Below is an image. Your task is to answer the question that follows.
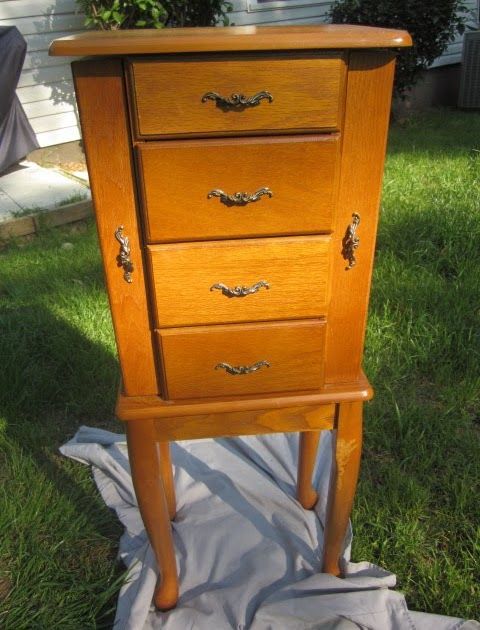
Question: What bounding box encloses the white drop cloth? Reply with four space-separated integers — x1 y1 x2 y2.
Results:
60 427 479 630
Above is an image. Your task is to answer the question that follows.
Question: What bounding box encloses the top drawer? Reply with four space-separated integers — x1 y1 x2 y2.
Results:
127 53 346 138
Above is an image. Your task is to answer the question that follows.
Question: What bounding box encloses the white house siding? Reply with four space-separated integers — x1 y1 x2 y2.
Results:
228 0 331 26
431 0 478 67
0 0 477 148
229 0 478 66
0 0 84 147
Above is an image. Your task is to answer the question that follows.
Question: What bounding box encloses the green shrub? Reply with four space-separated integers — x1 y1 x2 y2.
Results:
329 0 468 96
76 0 233 30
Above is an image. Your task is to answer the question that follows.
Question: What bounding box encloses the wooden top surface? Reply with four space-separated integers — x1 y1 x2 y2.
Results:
49 24 412 57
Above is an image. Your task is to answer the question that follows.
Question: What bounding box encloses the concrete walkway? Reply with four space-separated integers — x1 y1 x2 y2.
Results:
0 159 91 238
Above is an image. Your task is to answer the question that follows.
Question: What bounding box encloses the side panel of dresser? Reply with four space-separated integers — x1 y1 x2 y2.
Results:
325 51 396 384
72 59 158 396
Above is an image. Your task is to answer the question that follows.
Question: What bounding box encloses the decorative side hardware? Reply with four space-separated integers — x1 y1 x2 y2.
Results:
210 280 270 298
114 226 134 283
215 361 271 375
201 91 273 108
207 187 273 206
341 213 361 270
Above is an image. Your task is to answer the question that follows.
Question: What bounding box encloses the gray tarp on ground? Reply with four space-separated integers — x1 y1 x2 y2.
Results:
0 26 39 174
60 427 479 630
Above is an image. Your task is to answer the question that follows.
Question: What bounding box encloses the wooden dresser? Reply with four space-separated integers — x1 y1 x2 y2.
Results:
50 25 411 610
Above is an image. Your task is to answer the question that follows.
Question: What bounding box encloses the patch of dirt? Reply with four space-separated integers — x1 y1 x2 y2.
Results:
0 575 12 602
27 141 86 176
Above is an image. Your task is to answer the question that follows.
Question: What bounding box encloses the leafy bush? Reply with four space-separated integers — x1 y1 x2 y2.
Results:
329 0 468 96
77 0 233 30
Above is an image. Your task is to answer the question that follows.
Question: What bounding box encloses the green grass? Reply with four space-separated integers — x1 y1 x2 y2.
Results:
357 109 480 619
0 224 123 628
0 108 479 625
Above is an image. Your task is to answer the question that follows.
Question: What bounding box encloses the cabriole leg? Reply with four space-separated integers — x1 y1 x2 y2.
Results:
322 401 363 576
297 430 321 509
126 419 179 610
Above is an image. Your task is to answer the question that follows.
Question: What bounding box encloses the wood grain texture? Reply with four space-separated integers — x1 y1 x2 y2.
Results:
126 419 178 609
297 431 321 509
148 235 331 328
116 373 373 421
324 51 396 384
322 401 363 576
128 54 345 137
137 135 340 242
72 59 158 396
158 319 326 399
49 25 412 57
63 29 409 602
159 442 176 520
152 405 334 441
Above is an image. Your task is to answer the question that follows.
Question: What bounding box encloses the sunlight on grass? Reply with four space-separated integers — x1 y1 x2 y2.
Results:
358 110 480 618
0 109 479 625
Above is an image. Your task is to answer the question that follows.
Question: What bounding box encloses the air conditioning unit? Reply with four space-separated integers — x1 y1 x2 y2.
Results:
458 30 480 108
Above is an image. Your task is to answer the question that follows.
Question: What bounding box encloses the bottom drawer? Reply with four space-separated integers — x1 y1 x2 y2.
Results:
157 319 325 400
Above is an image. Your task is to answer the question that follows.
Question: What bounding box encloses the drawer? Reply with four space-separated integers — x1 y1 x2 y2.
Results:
157 319 326 400
128 54 346 138
147 235 331 327
138 135 340 242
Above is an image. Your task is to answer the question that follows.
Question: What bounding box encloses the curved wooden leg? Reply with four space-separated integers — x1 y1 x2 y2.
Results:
159 442 176 520
297 430 321 509
322 401 363 576
126 419 179 610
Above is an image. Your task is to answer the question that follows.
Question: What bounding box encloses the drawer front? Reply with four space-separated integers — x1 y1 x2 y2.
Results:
138 135 340 242
128 54 346 137
158 319 326 400
147 235 331 327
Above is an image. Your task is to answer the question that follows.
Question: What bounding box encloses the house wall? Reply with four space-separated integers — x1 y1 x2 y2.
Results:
229 0 330 26
431 0 478 67
0 0 84 147
0 0 477 148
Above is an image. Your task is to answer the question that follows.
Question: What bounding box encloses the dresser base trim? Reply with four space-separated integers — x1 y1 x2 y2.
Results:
116 373 372 422
153 404 335 441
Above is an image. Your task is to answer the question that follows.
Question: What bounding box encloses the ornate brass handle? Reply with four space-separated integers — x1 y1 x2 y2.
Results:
210 280 269 298
215 361 270 375
114 226 134 283
207 187 273 206
202 91 273 108
341 213 361 270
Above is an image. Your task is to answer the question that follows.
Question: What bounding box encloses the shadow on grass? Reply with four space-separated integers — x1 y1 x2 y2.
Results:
387 109 480 158
0 226 125 627
356 192 480 617
371 200 480 383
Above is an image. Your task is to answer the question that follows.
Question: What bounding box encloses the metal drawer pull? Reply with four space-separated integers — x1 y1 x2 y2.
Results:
342 213 361 270
207 187 273 206
210 280 269 298
201 91 273 108
114 225 134 283
215 361 270 375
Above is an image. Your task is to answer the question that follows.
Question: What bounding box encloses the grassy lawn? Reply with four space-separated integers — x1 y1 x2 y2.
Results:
0 108 479 627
